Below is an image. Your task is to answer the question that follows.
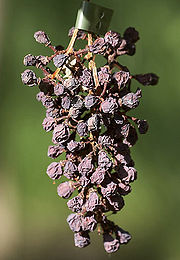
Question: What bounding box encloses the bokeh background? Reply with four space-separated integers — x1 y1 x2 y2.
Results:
0 0 180 259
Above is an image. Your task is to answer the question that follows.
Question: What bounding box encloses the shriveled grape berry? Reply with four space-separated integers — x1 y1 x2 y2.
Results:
67 196 84 213
78 157 94 177
57 181 74 199
134 73 159 86
42 117 55 132
89 38 107 55
115 226 132 244
77 121 88 137
85 192 99 212
84 95 98 109
23 54 37 66
103 233 120 253
47 144 65 159
104 30 121 49
52 124 70 144
64 161 78 180
101 97 118 114
81 214 97 232
46 162 62 180
34 31 50 45
74 232 90 248
67 213 82 232
122 89 142 109
53 54 69 68
21 69 38 87
79 69 94 89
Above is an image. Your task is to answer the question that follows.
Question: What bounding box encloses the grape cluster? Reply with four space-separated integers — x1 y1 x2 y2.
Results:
21 27 158 253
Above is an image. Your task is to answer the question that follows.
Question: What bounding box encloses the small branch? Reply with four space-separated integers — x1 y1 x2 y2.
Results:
66 28 79 54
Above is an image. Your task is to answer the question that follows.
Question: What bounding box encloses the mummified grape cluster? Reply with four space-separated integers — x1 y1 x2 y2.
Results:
21 27 158 253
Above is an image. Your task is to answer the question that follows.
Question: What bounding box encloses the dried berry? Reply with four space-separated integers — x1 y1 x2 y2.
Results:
98 151 112 171
84 95 98 109
74 232 90 248
98 134 114 147
53 54 69 68
42 117 55 132
113 71 130 89
81 214 97 232
78 69 94 89
47 144 65 159
64 78 80 92
46 162 62 180
85 192 99 212
101 97 118 114
122 89 142 109
78 157 94 177
57 181 74 199
67 213 82 232
34 31 50 45
90 167 106 185
103 234 120 253
134 73 159 86
89 38 107 55
136 119 149 134
101 180 117 197
64 161 78 180
115 226 131 244
98 66 111 85
21 69 38 87
54 83 64 96
123 27 139 44
23 54 37 66
77 121 88 137
52 124 70 144
87 114 100 131
104 30 122 49
67 196 84 213
107 194 124 211
61 96 71 110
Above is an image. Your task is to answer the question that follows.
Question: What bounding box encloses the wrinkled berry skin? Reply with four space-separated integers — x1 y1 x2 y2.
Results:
46 162 62 180
87 114 100 131
101 97 118 114
103 233 120 253
53 54 69 68
23 54 37 66
57 181 74 199
77 121 88 137
67 196 83 213
79 69 94 89
78 157 94 177
67 213 82 232
64 161 78 180
34 31 50 44
52 124 70 144
104 30 122 49
42 117 55 132
74 232 90 248
134 73 159 86
21 69 38 86
89 38 107 55
115 226 132 244
81 214 97 232
22 25 158 254
47 144 64 159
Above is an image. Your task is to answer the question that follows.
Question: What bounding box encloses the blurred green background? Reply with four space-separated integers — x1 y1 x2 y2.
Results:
0 0 180 259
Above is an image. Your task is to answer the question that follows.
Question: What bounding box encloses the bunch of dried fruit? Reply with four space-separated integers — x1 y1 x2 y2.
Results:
21 26 158 253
